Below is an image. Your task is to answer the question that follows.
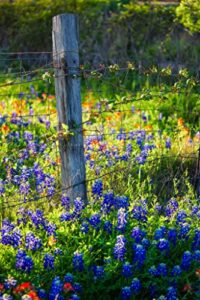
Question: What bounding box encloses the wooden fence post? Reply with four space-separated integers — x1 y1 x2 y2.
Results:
52 13 87 203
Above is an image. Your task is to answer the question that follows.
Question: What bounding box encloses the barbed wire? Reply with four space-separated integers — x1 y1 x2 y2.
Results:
0 54 199 216
1 150 198 210
0 52 52 55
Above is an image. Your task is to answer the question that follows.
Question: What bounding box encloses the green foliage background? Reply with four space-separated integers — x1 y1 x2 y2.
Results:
176 0 200 33
0 0 199 70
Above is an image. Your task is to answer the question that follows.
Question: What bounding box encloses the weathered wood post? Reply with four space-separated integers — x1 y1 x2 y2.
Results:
52 13 87 203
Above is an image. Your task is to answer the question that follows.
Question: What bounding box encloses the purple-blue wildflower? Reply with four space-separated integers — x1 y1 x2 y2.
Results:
92 180 103 197
25 232 42 251
117 208 127 232
181 251 192 270
113 235 126 261
93 265 104 279
73 252 84 272
131 226 146 243
16 250 33 273
43 254 55 270
121 286 131 300
122 262 133 278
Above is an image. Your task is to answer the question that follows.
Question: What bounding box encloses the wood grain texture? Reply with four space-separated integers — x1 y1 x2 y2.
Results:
52 14 87 203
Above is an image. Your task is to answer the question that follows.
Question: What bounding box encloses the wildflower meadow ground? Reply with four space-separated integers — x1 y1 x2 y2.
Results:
0 69 199 299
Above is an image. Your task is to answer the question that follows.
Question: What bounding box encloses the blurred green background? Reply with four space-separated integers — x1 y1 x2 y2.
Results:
0 0 199 71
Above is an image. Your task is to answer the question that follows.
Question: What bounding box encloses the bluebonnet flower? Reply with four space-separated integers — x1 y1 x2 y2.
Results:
45 120 50 129
117 208 127 232
49 277 62 299
168 228 177 245
16 250 33 273
157 238 169 252
61 194 70 210
126 144 132 154
128 131 135 140
80 222 89 234
167 286 177 300
131 226 146 243
44 254 55 270
60 212 73 222
142 238 150 248
47 186 55 197
93 265 104 279
29 209 46 228
73 252 84 272
179 223 190 239
1 227 21 248
157 263 167 276
39 143 46 153
143 143 155 151
165 138 171 149
130 278 141 294
132 205 147 222
154 226 167 240
92 180 103 197
136 135 145 148
120 154 128 161
142 112 147 122
85 153 91 161
64 272 74 283
122 262 133 278
193 250 200 261
19 180 30 196
69 295 80 300
113 235 126 261
89 160 95 168
165 199 178 217
88 214 101 229
95 166 101 175
24 131 33 141
0 180 5 195
73 198 84 217
117 129 126 141
176 210 187 223
73 282 82 293
17 208 28 225
181 251 192 270
37 289 47 299
54 248 63 255
121 287 131 300
25 232 42 251
133 244 146 266
171 265 182 276
155 204 162 213
115 196 129 209
101 192 115 213
4 276 17 289
27 141 37 154
148 265 158 276
44 222 56 236
191 206 200 217
192 229 200 250
107 160 114 167
135 153 147 164
103 220 112 234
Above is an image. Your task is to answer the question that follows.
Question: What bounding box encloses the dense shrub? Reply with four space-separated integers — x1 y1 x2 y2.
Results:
0 0 199 70
176 0 200 33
